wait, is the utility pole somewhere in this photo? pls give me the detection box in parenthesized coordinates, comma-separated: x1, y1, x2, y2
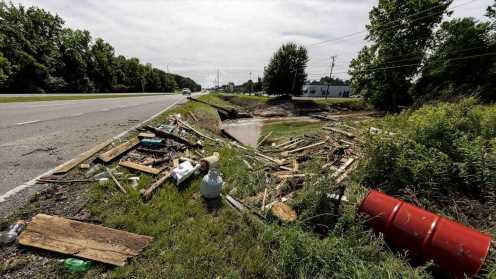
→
(326, 56, 336, 99)
(249, 72, 252, 95)
(217, 70, 220, 91)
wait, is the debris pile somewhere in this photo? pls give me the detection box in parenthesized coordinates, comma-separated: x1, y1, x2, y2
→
(236, 122, 360, 221)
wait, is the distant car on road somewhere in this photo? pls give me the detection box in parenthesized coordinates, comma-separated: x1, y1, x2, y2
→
(182, 88, 192, 96)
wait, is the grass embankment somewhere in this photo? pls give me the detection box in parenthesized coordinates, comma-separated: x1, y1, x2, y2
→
(75, 94, 424, 278)
(0, 93, 167, 103)
(5, 94, 493, 278)
(220, 94, 369, 112)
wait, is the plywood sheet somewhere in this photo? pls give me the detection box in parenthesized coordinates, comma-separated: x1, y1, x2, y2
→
(18, 214, 153, 266)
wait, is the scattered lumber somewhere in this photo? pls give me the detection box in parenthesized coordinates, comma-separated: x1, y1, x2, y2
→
(331, 158, 356, 181)
(98, 138, 140, 163)
(145, 125, 199, 148)
(224, 195, 247, 212)
(188, 111, 199, 122)
(137, 148, 169, 155)
(293, 159, 299, 173)
(281, 139, 304, 151)
(242, 159, 253, 170)
(138, 132, 156, 139)
(37, 179, 96, 184)
(257, 131, 273, 148)
(324, 127, 355, 138)
(140, 172, 171, 200)
(261, 188, 268, 210)
(105, 167, 127, 193)
(255, 151, 285, 165)
(119, 161, 162, 175)
(276, 174, 313, 180)
(175, 118, 216, 142)
(335, 158, 358, 184)
(53, 138, 113, 174)
(18, 214, 153, 266)
(271, 202, 297, 222)
(284, 138, 329, 155)
(274, 138, 297, 149)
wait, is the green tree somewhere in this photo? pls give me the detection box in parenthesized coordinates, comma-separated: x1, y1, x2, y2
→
(349, 0, 452, 111)
(90, 38, 116, 92)
(0, 2, 64, 92)
(263, 43, 308, 96)
(412, 18, 496, 102)
(57, 29, 94, 92)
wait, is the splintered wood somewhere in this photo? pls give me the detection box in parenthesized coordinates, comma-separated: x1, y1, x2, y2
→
(98, 137, 140, 163)
(18, 214, 153, 266)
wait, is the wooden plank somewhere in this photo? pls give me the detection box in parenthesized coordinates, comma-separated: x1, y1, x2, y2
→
(145, 125, 199, 148)
(18, 214, 153, 266)
(53, 139, 113, 174)
(105, 167, 127, 193)
(324, 127, 355, 138)
(97, 138, 140, 163)
(138, 132, 156, 139)
(140, 172, 171, 200)
(255, 151, 285, 165)
(119, 161, 161, 175)
(285, 139, 329, 155)
(257, 131, 273, 148)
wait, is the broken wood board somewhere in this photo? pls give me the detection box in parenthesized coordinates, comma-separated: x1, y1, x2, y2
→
(98, 138, 140, 163)
(119, 161, 161, 175)
(257, 131, 273, 148)
(145, 125, 199, 148)
(105, 167, 127, 193)
(140, 172, 171, 200)
(53, 139, 113, 174)
(138, 132, 156, 139)
(255, 151, 285, 165)
(284, 138, 329, 155)
(271, 202, 297, 222)
(18, 214, 153, 266)
(324, 127, 355, 138)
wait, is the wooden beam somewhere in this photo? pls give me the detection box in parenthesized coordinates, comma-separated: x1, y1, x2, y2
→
(105, 167, 127, 193)
(53, 139, 113, 174)
(285, 139, 329, 155)
(255, 151, 285, 165)
(324, 127, 355, 138)
(145, 125, 199, 148)
(18, 214, 153, 266)
(98, 138, 140, 163)
(256, 131, 273, 148)
(119, 161, 161, 175)
(176, 118, 216, 142)
(140, 172, 171, 200)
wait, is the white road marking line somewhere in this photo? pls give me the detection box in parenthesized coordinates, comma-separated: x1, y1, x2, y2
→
(71, 113, 84, 117)
(15, 120, 41, 125)
(0, 96, 186, 203)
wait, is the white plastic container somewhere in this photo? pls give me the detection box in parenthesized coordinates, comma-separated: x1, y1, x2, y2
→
(200, 169, 223, 199)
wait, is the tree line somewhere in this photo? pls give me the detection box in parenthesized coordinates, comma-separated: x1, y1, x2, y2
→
(0, 2, 201, 93)
(349, 0, 496, 111)
(261, 0, 495, 112)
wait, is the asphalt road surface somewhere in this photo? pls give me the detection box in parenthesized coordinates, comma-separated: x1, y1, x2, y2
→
(0, 93, 191, 198)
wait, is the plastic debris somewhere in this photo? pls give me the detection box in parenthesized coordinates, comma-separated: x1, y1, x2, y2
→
(171, 161, 199, 185)
(64, 258, 92, 272)
(0, 220, 26, 245)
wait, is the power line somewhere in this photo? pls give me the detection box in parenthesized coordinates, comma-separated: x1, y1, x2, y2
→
(306, 0, 479, 48)
(308, 52, 496, 76)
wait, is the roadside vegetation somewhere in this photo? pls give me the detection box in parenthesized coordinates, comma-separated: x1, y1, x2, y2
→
(0, 2, 201, 93)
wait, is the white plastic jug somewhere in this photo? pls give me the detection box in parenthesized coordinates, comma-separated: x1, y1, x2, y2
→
(200, 169, 223, 199)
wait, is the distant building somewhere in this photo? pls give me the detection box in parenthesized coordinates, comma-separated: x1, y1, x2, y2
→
(302, 84, 351, 97)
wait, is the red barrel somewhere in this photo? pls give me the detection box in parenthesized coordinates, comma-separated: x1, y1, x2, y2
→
(358, 190, 492, 278)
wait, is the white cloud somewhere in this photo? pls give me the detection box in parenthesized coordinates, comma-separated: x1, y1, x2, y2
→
(11, 0, 494, 87)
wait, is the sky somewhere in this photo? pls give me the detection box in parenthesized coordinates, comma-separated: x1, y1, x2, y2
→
(12, 0, 494, 88)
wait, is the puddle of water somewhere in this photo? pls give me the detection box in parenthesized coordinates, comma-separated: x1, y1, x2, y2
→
(221, 117, 320, 147)
(222, 119, 263, 147)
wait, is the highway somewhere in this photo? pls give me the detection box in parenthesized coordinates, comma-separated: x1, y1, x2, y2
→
(0, 93, 191, 198)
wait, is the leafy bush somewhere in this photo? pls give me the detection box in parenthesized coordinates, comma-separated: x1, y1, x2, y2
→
(359, 98, 496, 221)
